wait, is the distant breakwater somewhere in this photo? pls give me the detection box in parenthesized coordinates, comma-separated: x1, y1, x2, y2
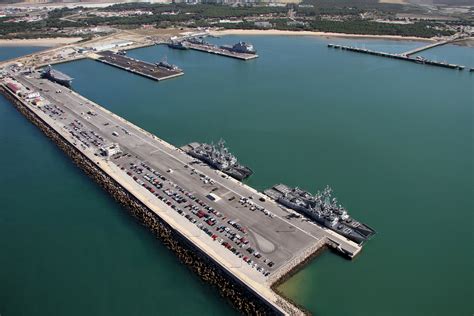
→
(0, 86, 294, 316)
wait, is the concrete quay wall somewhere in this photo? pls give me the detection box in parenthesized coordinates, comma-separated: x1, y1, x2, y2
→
(0, 86, 299, 316)
(267, 239, 329, 316)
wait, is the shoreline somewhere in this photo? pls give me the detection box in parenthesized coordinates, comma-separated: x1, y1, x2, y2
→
(210, 29, 436, 42)
(0, 37, 83, 47)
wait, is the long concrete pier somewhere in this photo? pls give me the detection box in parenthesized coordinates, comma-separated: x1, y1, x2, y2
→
(402, 40, 450, 56)
(1, 69, 365, 315)
(92, 51, 184, 81)
(328, 44, 465, 70)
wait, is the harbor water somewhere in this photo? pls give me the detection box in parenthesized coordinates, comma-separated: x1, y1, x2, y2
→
(0, 37, 472, 316)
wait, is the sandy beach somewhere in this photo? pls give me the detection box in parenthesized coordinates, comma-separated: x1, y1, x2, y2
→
(0, 37, 83, 47)
(210, 29, 435, 42)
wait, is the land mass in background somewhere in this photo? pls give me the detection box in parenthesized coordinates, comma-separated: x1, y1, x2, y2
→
(0, 1, 472, 41)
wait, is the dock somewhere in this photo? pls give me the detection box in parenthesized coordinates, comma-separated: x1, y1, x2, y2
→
(328, 44, 465, 70)
(0, 69, 366, 315)
(92, 51, 184, 81)
(402, 40, 450, 56)
(183, 42, 258, 60)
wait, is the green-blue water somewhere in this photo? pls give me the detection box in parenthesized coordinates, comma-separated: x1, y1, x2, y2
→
(1, 37, 473, 316)
(0, 46, 46, 61)
(0, 46, 235, 316)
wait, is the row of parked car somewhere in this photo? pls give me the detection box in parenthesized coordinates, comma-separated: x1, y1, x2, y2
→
(239, 197, 275, 218)
(66, 120, 105, 150)
(41, 103, 64, 120)
(116, 156, 276, 277)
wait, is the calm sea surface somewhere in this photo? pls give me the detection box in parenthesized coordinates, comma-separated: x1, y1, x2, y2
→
(0, 37, 472, 316)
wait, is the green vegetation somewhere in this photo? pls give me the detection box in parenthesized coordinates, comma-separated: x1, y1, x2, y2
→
(218, 19, 453, 38)
(309, 20, 453, 37)
(52, 4, 287, 29)
(0, 18, 82, 39)
(300, 0, 403, 10)
(104, 3, 287, 17)
(48, 7, 84, 19)
(0, 2, 460, 39)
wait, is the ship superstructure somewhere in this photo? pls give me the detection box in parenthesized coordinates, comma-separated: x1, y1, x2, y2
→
(41, 65, 73, 87)
(156, 57, 182, 72)
(186, 37, 210, 45)
(182, 140, 253, 181)
(265, 184, 375, 244)
(167, 40, 189, 50)
(167, 38, 258, 60)
(221, 42, 257, 54)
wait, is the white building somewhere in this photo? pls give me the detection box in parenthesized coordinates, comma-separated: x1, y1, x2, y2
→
(100, 143, 122, 157)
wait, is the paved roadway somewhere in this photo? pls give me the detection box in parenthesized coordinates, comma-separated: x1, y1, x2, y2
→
(12, 73, 361, 283)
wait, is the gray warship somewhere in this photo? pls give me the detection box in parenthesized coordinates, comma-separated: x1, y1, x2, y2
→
(221, 42, 257, 54)
(186, 37, 209, 45)
(41, 65, 73, 87)
(156, 57, 182, 72)
(168, 40, 189, 50)
(182, 140, 253, 181)
(265, 184, 375, 244)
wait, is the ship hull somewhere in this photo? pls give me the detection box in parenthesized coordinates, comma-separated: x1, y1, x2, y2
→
(343, 219, 376, 238)
(268, 184, 375, 244)
(41, 67, 73, 88)
(220, 45, 257, 55)
(168, 43, 188, 50)
(42, 74, 71, 87)
(186, 148, 252, 181)
(223, 166, 253, 181)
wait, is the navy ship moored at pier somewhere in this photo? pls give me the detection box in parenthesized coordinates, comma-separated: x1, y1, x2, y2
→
(182, 140, 253, 181)
(265, 184, 376, 244)
(220, 42, 257, 54)
(167, 41, 189, 50)
(41, 65, 73, 87)
(156, 57, 182, 72)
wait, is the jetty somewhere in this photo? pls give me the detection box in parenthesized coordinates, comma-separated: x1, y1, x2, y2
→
(0, 69, 365, 315)
(402, 40, 450, 56)
(92, 51, 183, 81)
(328, 44, 465, 70)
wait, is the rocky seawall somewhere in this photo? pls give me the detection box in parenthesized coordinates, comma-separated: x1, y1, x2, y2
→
(1, 86, 294, 316)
